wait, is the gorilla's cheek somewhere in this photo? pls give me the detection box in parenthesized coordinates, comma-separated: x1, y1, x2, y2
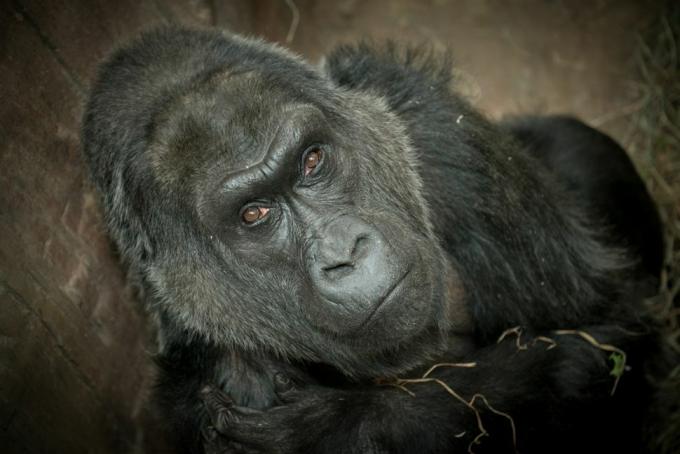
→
(361, 239, 445, 339)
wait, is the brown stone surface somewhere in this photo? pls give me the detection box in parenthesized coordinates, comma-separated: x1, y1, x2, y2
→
(0, 1, 240, 453)
(0, 0, 663, 452)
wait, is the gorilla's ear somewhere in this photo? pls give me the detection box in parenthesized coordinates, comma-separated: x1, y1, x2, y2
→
(101, 166, 155, 268)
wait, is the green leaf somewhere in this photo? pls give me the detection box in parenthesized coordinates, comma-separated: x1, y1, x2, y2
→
(609, 352, 625, 377)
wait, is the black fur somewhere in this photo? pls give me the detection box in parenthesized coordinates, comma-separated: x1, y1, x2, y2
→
(82, 27, 663, 454)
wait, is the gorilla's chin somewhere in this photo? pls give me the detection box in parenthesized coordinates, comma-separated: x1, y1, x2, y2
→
(339, 258, 460, 358)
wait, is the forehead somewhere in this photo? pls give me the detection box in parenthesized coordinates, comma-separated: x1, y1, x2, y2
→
(148, 70, 300, 190)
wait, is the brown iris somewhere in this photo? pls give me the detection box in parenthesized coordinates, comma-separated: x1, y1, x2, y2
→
(241, 206, 270, 224)
(304, 148, 322, 176)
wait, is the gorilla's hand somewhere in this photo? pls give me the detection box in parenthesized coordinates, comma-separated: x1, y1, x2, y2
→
(201, 377, 368, 454)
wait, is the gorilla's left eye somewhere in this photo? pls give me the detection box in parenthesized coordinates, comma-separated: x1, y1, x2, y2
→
(240, 205, 270, 225)
(303, 147, 323, 176)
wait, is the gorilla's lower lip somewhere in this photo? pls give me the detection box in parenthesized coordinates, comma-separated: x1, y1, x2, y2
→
(359, 267, 412, 329)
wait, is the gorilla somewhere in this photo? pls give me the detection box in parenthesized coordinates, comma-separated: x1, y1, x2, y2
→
(82, 27, 663, 454)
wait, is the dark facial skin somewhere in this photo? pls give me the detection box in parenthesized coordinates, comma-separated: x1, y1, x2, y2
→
(149, 70, 473, 378)
(201, 100, 421, 336)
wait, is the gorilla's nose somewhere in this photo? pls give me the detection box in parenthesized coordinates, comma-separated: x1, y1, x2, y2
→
(309, 215, 397, 313)
(319, 232, 369, 280)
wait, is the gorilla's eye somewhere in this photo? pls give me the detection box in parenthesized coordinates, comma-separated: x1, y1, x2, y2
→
(303, 147, 323, 176)
(241, 205, 270, 225)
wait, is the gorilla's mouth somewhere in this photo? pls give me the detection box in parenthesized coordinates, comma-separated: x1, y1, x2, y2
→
(357, 266, 413, 331)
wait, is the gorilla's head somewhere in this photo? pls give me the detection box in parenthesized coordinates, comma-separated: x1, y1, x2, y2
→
(83, 28, 472, 378)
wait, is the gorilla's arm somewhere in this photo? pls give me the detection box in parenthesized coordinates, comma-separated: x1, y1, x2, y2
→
(202, 326, 650, 454)
(156, 333, 311, 453)
(156, 339, 222, 453)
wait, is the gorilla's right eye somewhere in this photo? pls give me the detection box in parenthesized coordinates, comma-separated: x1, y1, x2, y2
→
(302, 146, 323, 176)
(241, 205, 270, 225)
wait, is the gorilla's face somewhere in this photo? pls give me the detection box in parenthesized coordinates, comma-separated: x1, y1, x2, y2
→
(148, 67, 469, 376)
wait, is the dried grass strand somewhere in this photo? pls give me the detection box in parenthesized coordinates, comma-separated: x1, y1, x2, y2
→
(393, 362, 517, 454)
(553, 329, 627, 395)
(284, 0, 299, 44)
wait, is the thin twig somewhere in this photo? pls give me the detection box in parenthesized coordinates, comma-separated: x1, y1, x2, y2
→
(394, 377, 490, 454)
(422, 362, 478, 378)
(470, 393, 518, 449)
(393, 368, 517, 453)
(497, 326, 528, 350)
(284, 0, 299, 44)
(533, 335, 558, 349)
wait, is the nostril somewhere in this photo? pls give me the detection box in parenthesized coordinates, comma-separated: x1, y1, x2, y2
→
(322, 263, 355, 280)
(317, 233, 372, 282)
(351, 235, 370, 260)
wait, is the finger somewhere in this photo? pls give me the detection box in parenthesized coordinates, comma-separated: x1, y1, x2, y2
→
(232, 405, 264, 416)
(201, 386, 235, 433)
(201, 425, 218, 442)
(201, 385, 233, 408)
(274, 377, 302, 404)
(216, 406, 271, 445)
(202, 426, 251, 454)
(201, 385, 286, 449)
(273, 372, 294, 394)
(278, 390, 302, 405)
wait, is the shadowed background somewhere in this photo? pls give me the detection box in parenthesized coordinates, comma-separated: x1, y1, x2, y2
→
(1, 0, 677, 453)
